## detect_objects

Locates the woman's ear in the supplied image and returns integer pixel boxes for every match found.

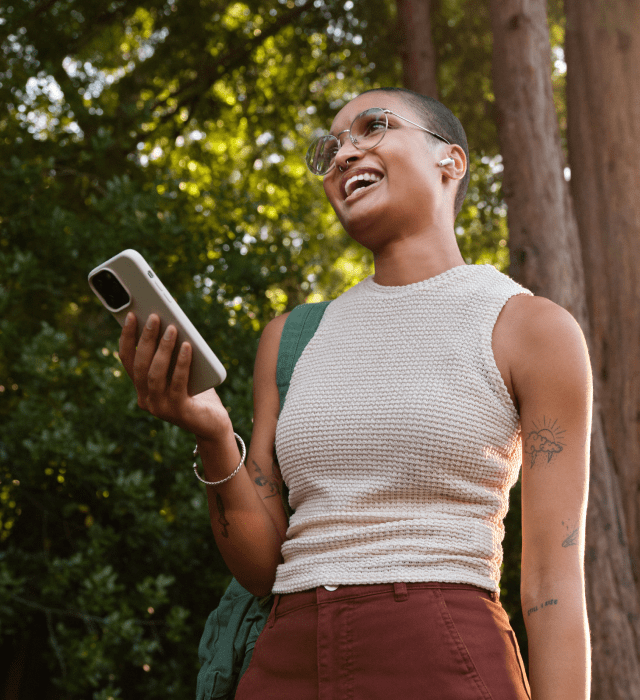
[438,145,466,181]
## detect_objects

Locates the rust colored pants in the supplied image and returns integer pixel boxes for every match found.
[234,581,531,700]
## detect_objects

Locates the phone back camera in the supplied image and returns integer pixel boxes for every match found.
[92,270,130,310]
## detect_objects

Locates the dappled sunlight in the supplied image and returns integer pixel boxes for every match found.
[0,0,528,696]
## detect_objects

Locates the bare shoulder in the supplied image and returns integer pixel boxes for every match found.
[502,294,586,355]
[498,294,592,405]
[497,292,564,329]
[253,310,293,422]
[259,310,293,384]
[267,309,293,336]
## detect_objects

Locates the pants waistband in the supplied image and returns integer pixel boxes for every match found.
[267,581,498,627]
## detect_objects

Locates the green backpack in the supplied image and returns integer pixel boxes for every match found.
[196,300,332,700]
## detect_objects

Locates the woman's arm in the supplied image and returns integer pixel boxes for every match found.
[511,296,592,700]
[119,312,289,597]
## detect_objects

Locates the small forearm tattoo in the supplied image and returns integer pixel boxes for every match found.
[253,459,282,500]
[524,416,566,467]
[562,518,579,547]
[527,598,559,616]
[216,493,230,538]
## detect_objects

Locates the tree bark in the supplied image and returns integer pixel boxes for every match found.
[395,0,439,97]
[564,0,640,597]
[488,0,640,697]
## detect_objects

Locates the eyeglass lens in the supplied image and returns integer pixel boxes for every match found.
[305,108,388,175]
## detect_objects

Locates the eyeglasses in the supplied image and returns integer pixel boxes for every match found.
[305,107,451,176]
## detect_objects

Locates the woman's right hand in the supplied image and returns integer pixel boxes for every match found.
[118,312,232,442]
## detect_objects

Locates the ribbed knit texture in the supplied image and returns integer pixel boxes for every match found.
[272,264,534,594]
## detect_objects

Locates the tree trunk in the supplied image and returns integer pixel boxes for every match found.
[395,0,439,97]
[564,0,640,597]
[488,0,640,697]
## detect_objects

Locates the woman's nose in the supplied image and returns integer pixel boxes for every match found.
[334,135,362,171]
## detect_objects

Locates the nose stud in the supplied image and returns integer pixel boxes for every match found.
[338,164,345,172]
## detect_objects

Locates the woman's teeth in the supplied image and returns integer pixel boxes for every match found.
[345,172,382,198]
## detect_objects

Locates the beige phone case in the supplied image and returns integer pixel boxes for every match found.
[88,249,227,395]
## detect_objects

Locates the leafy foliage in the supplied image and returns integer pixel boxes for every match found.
[0,0,527,696]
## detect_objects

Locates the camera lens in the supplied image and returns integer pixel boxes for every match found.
[92,269,130,310]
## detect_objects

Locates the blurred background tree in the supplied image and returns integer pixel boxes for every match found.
[0,0,567,697]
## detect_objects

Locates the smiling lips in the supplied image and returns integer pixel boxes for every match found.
[341,169,384,200]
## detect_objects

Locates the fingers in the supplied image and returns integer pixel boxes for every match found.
[119,313,191,419]
[131,314,161,407]
[119,312,152,411]
[146,321,181,411]
[168,341,192,400]
[118,311,138,378]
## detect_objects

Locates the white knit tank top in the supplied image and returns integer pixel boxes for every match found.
[272,263,534,594]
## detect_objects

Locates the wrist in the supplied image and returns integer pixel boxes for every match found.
[194,418,234,450]
[193,425,246,487]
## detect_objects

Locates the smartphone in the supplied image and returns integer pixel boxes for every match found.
[88,249,227,395]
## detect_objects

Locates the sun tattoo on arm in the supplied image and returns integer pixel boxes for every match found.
[524,416,566,468]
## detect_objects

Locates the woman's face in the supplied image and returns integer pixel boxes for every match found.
[322,92,451,243]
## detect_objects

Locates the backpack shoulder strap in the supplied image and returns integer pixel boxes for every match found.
[276,300,332,415]
[275,300,331,522]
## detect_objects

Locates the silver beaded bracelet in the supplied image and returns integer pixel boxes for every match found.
[193,432,246,486]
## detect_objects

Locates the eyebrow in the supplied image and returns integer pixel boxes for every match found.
[329,124,349,138]
[328,106,393,138]
[328,119,350,136]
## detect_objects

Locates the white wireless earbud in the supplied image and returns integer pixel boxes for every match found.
[438,158,455,167]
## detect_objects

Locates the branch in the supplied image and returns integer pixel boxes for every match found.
[139,0,313,137]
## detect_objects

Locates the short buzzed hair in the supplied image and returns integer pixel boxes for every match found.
[359,87,470,218]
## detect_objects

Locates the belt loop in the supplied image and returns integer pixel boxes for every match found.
[492,588,500,603]
[267,594,281,628]
[393,582,409,602]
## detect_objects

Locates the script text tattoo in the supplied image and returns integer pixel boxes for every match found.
[527,598,559,616]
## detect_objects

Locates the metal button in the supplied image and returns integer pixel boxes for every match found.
[323,585,339,591]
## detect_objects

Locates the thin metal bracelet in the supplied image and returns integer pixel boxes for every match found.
[193,432,246,486]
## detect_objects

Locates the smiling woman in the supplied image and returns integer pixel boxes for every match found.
[113,84,590,699]
[228,87,591,700]
[313,89,469,287]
